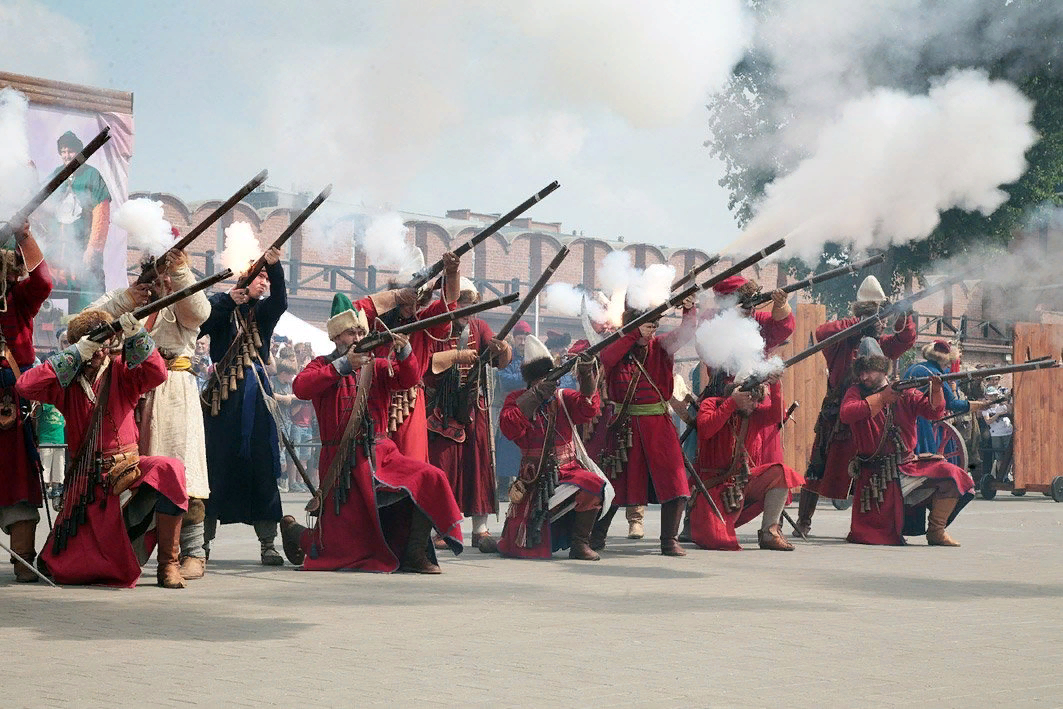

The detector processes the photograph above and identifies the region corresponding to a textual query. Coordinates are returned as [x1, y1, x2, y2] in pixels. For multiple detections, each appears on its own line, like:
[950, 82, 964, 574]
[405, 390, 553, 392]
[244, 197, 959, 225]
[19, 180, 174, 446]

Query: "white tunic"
[89, 266, 212, 498]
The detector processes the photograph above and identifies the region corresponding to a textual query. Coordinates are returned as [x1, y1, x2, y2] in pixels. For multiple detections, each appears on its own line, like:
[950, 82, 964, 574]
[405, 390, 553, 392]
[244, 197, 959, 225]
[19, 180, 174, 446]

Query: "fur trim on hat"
[521, 356, 555, 386]
[326, 308, 369, 340]
[67, 309, 112, 343]
[922, 340, 959, 364]
[852, 354, 891, 375]
[851, 300, 881, 317]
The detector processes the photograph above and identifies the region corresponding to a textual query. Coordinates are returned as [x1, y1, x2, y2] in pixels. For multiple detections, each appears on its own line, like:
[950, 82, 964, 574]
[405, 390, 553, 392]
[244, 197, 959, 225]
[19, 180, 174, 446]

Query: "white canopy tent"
[274, 312, 334, 356]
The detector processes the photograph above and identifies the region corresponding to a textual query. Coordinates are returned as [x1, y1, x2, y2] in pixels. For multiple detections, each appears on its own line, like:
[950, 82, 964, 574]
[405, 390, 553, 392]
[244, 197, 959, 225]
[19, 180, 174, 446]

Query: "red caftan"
[804, 315, 917, 499]
[292, 350, 463, 572]
[425, 317, 498, 516]
[840, 386, 974, 545]
[373, 297, 455, 463]
[591, 310, 695, 505]
[0, 262, 52, 513]
[17, 348, 188, 587]
[751, 310, 795, 464]
[690, 388, 804, 551]
[497, 389, 606, 559]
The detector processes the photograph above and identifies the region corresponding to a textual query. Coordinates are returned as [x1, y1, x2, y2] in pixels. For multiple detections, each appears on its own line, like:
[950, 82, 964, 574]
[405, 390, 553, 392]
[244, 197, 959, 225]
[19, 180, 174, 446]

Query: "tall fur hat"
[326, 293, 369, 340]
[922, 338, 959, 365]
[852, 275, 888, 316]
[521, 334, 555, 384]
[67, 309, 112, 344]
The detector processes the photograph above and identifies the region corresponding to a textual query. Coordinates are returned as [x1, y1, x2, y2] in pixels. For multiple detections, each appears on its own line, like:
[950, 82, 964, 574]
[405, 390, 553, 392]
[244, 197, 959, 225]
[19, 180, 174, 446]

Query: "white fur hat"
[856, 275, 887, 303]
[326, 308, 370, 340]
[523, 334, 551, 364]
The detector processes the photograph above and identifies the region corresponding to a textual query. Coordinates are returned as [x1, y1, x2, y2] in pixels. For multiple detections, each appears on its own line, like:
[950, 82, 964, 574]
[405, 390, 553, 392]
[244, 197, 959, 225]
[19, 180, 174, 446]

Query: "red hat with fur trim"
[512, 321, 532, 335]
[712, 275, 748, 296]
[568, 339, 591, 356]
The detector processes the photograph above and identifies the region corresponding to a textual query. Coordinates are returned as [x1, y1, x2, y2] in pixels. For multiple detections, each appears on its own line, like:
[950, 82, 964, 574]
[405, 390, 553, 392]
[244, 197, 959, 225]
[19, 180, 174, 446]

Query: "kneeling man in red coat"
[495, 335, 609, 561]
[691, 371, 803, 552]
[280, 295, 463, 574]
[841, 337, 973, 546]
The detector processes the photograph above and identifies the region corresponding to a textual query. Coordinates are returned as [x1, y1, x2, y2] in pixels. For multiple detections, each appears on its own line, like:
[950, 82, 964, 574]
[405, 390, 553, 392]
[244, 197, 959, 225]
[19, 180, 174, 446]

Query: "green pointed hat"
[331, 293, 354, 317]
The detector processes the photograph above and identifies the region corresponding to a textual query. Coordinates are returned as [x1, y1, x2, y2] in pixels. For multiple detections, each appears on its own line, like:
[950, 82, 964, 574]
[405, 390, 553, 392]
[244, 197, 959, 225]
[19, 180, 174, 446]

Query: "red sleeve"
[499, 390, 534, 444]
[815, 316, 861, 343]
[381, 351, 419, 390]
[880, 316, 917, 360]
[13, 261, 53, 318]
[118, 349, 168, 398]
[697, 396, 737, 440]
[293, 356, 342, 401]
[601, 328, 639, 369]
[757, 310, 795, 351]
[561, 388, 600, 424]
[14, 359, 63, 405]
[838, 385, 873, 425]
[417, 297, 455, 341]
[476, 319, 496, 354]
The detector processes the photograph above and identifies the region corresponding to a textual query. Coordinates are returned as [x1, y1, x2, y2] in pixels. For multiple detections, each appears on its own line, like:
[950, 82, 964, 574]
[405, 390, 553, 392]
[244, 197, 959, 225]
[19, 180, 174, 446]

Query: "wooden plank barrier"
[1011, 323, 1063, 491]
[780, 303, 828, 473]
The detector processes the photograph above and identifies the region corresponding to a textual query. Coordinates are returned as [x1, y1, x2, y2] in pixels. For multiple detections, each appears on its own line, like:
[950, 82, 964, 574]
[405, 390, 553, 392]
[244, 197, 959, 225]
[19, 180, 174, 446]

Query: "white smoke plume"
[359, 213, 421, 274]
[541, 283, 608, 322]
[596, 250, 676, 312]
[220, 221, 261, 274]
[695, 309, 783, 380]
[0, 88, 36, 220]
[113, 198, 174, 258]
[736, 70, 1037, 262]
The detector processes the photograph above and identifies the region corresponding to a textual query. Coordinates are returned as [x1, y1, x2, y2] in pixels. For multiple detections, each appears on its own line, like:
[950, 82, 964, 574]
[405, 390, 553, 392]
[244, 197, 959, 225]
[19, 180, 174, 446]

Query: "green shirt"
[36, 403, 65, 445]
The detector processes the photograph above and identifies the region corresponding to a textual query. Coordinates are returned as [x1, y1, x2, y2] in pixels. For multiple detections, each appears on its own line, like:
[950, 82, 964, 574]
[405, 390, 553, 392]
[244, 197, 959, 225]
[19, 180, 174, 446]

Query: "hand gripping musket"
[0, 127, 111, 246]
[86, 269, 234, 343]
[136, 169, 268, 285]
[235, 184, 332, 290]
[404, 181, 561, 290]
[892, 358, 1061, 392]
[671, 254, 721, 291]
[742, 254, 887, 308]
[351, 291, 520, 354]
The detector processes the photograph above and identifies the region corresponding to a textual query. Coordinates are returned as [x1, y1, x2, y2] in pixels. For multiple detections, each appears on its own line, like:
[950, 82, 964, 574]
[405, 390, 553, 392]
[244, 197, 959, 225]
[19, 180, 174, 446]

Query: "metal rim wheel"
[832, 497, 853, 510]
[980, 474, 997, 500]
[1011, 489, 1027, 496]
[1052, 476, 1063, 503]
[933, 421, 969, 471]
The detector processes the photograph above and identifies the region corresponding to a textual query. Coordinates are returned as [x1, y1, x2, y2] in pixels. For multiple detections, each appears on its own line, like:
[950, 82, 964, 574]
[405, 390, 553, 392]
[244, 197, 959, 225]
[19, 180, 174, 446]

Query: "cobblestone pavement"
[4, 495, 1063, 708]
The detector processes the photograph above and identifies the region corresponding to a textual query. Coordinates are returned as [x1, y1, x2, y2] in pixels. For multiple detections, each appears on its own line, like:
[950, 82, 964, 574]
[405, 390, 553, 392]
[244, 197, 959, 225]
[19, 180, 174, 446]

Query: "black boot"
[660, 499, 687, 556]
[589, 506, 619, 551]
[401, 510, 441, 574]
[569, 509, 601, 561]
[280, 515, 307, 565]
[795, 489, 818, 538]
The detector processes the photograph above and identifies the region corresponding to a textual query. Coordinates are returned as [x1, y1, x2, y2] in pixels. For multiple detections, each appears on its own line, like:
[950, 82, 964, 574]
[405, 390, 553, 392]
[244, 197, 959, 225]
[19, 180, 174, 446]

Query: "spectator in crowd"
[271, 359, 305, 492]
[494, 321, 532, 500]
[191, 335, 212, 392]
[981, 386, 1014, 480]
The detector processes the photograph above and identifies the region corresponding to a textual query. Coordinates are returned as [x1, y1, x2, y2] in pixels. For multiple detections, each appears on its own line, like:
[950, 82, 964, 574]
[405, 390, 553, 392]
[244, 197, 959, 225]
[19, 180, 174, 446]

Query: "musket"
[351, 291, 520, 353]
[743, 254, 886, 308]
[136, 169, 268, 285]
[483, 246, 569, 361]
[405, 181, 560, 290]
[763, 268, 979, 377]
[87, 269, 233, 343]
[893, 358, 1060, 391]
[0, 127, 111, 245]
[937, 395, 1006, 423]
[700, 239, 787, 294]
[236, 184, 332, 289]
[671, 254, 721, 291]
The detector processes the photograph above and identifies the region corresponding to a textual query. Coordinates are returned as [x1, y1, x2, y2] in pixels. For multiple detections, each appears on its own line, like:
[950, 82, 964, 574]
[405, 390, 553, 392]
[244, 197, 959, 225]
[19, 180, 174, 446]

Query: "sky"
[0, 0, 747, 251]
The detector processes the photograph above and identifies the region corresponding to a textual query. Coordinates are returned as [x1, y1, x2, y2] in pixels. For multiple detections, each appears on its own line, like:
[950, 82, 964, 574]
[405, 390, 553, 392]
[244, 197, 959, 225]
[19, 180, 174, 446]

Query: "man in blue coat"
[902, 339, 988, 454]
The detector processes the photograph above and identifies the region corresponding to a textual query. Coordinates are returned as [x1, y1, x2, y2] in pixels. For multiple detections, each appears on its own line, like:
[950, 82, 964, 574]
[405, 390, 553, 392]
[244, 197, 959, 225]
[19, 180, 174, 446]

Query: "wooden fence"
[1011, 323, 1063, 490]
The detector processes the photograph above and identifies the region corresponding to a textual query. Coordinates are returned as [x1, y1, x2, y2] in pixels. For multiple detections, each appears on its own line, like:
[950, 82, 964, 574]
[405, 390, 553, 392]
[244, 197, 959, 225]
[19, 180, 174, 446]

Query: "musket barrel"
[895, 358, 1060, 390]
[699, 239, 787, 293]
[746, 253, 886, 307]
[88, 268, 234, 342]
[671, 254, 720, 291]
[236, 184, 332, 289]
[1, 126, 111, 244]
[352, 291, 519, 353]
[406, 181, 561, 290]
[493, 245, 569, 345]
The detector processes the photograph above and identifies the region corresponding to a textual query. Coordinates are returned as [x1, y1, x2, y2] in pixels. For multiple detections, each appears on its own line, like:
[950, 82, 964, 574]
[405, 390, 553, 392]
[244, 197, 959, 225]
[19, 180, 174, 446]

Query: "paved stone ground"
[4, 494, 1063, 708]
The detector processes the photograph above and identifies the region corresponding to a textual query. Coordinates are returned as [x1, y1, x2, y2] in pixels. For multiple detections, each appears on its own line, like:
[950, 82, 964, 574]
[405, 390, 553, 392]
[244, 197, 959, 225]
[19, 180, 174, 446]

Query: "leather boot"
[626, 505, 645, 539]
[678, 498, 694, 543]
[156, 514, 187, 589]
[401, 510, 441, 574]
[794, 489, 818, 538]
[254, 520, 284, 565]
[926, 496, 960, 547]
[280, 515, 307, 565]
[9, 520, 38, 583]
[660, 499, 687, 557]
[472, 531, 498, 554]
[569, 509, 601, 561]
[590, 506, 619, 551]
[757, 524, 795, 551]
